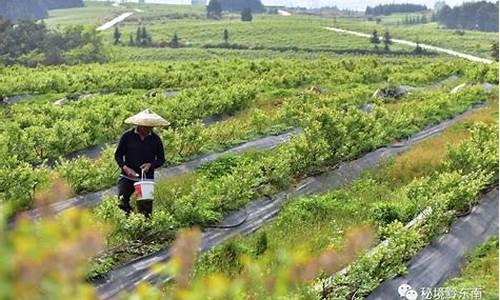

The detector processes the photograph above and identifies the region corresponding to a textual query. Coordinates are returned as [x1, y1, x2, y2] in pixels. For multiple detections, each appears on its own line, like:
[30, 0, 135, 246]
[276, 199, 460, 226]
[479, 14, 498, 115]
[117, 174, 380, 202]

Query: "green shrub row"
[324, 123, 498, 299]
[89, 83, 489, 278]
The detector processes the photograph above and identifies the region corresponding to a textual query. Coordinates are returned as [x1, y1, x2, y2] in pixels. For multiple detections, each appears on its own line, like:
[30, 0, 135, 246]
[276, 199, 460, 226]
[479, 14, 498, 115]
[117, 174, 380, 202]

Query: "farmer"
[114, 109, 169, 217]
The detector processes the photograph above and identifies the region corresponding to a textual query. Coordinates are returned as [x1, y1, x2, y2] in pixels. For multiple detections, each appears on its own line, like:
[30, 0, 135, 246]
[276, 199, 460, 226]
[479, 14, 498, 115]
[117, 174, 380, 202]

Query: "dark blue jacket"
[114, 129, 165, 179]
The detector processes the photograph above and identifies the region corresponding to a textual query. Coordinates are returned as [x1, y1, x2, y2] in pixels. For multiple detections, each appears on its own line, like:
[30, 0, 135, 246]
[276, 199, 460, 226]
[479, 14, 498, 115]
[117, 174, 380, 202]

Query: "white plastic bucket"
[134, 180, 155, 200]
[133, 170, 155, 200]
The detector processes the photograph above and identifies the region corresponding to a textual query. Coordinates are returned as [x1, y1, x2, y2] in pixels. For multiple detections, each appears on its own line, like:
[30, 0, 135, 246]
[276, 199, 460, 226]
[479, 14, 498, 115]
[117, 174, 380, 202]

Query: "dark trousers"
[117, 177, 153, 218]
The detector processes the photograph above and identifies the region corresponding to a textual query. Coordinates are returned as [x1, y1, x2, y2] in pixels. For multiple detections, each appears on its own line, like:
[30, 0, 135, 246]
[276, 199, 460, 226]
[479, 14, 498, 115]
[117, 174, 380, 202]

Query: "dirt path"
[97, 12, 134, 31]
[278, 10, 291, 16]
[324, 27, 494, 64]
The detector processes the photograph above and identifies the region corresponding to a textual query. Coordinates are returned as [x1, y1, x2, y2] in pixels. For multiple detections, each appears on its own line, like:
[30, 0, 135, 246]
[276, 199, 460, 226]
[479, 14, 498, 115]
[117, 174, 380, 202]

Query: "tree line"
[0, 0, 83, 22]
[0, 18, 107, 66]
[214, 0, 263, 13]
[368, 30, 425, 55]
[43, 0, 83, 10]
[366, 3, 428, 16]
[114, 26, 232, 48]
[115, 26, 158, 47]
[436, 1, 498, 32]
[207, 0, 262, 19]
[400, 14, 428, 25]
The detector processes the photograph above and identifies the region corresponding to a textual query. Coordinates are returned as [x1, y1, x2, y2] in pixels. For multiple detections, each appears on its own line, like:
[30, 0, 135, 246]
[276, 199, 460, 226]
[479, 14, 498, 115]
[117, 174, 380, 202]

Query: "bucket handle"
[141, 168, 145, 181]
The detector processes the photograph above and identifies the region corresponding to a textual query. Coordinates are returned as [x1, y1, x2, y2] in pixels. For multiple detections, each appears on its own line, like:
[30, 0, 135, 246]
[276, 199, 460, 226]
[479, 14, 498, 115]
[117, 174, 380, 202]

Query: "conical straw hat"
[124, 109, 170, 127]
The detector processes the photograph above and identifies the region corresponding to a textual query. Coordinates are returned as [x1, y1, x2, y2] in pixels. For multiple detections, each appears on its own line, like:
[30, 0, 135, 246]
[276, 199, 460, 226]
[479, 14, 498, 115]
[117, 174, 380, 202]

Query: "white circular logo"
[398, 283, 418, 300]
[406, 289, 418, 300]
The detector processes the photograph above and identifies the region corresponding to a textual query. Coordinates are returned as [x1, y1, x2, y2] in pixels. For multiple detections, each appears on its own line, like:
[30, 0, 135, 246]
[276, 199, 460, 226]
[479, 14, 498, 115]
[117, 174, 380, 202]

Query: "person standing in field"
[114, 109, 169, 217]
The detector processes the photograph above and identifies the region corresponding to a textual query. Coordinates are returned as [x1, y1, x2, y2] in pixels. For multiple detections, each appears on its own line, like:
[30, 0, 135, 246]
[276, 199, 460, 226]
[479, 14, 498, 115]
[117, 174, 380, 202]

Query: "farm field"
[116, 15, 406, 49]
[1, 1, 499, 299]
[332, 15, 498, 59]
[104, 14, 424, 62]
[5, 57, 493, 217]
[43, 2, 498, 62]
[6, 57, 494, 286]
[190, 93, 498, 299]
[43, 2, 420, 61]
[45, 1, 128, 27]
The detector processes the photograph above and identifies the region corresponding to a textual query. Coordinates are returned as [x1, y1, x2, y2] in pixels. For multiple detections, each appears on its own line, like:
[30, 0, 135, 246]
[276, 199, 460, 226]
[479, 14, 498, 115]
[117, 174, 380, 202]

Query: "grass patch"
[444, 237, 499, 299]
[380, 93, 498, 186]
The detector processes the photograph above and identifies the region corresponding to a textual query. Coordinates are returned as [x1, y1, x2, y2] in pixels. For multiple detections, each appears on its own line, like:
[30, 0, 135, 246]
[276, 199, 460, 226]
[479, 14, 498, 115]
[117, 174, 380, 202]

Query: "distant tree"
[0, 20, 108, 66]
[133, 26, 152, 46]
[369, 30, 381, 50]
[0, 0, 84, 22]
[492, 41, 499, 61]
[0, 0, 48, 21]
[365, 3, 427, 16]
[241, 7, 253, 21]
[207, 0, 222, 19]
[128, 34, 134, 46]
[223, 28, 229, 44]
[220, 0, 263, 12]
[375, 17, 381, 24]
[141, 26, 147, 45]
[267, 8, 278, 14]
[436, 1, 498, 32]
[140, 26, 151, 46]
[0, 17, 11, 32]
[431, 12, 437, 22]
[113, 26, 121, 45]
[136, 27, 142, 45]
[60, 26, 108, 64]
[170, 33, 179, 48]
[414, 41, 423, 54]
[42, 0, 83, 9]
[383, 31, 392, 51]
[434, 0, 447, 13]
[420, 14, 427, 23]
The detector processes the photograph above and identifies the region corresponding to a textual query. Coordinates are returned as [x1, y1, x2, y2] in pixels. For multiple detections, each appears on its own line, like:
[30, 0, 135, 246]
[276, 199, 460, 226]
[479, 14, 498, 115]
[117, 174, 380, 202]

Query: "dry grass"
[385, 101, 401, 113]
[383, 95, 498, 185]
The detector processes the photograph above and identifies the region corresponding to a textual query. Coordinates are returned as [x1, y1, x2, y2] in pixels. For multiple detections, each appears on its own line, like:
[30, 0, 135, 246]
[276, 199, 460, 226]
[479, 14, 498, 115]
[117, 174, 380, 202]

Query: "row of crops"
[1, 55, 498, 297]
[1, 58, 497, 96]
[188, 120, 499, 299]
[91, 95, 499, 298]
[92, 93, 498, 300]
[194, 120, 498, 299]
[88, 79, 492, 280]
[3, 57, 496, 218]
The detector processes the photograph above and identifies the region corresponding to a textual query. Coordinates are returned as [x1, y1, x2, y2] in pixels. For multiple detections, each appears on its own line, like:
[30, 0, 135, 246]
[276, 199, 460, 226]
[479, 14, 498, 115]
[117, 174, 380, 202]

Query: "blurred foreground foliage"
[0, 179, 375, 300]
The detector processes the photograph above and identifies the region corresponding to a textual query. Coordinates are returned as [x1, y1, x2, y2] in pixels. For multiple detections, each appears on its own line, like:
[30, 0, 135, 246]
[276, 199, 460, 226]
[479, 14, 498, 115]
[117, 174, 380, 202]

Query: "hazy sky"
[110, 0, 493, 10]
[263, 0, 486, 10]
